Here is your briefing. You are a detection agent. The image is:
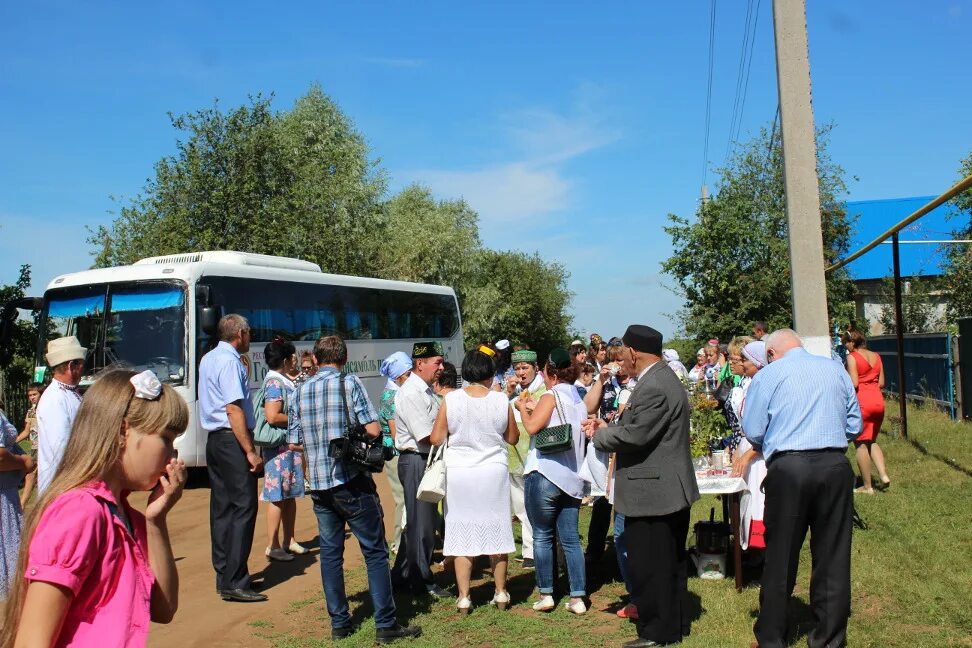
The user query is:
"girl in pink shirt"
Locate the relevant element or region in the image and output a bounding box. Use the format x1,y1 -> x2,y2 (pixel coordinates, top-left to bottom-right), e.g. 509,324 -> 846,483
1,370 -> 189,648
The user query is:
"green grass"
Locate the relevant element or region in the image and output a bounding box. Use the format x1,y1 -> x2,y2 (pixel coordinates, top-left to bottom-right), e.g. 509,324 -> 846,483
268,405 -> 971,648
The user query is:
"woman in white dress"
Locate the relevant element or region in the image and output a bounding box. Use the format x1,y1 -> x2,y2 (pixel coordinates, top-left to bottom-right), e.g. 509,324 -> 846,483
730,340 -> 768,551
430,347 -> 519,614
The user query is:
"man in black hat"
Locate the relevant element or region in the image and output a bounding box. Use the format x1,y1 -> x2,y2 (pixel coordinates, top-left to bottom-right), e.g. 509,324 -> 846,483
587,325 -> 700,647
390,341 -> 451,598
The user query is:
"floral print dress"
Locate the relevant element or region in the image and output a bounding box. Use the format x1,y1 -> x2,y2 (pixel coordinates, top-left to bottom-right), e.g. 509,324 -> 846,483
0,410 -> 25,597
260,373 -> 305,502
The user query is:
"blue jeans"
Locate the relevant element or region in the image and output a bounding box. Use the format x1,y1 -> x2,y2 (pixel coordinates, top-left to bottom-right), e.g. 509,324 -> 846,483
614,511 -> 631,594
311,474 -> 397,630
524,471 -> 586,597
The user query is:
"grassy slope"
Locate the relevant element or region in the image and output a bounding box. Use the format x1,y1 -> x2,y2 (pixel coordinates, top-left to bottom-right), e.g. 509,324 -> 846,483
257,405 -> 971,648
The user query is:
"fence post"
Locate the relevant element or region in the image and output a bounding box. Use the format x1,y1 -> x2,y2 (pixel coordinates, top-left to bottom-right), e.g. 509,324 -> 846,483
952,334 -> 962,421
892,233 -> 908,438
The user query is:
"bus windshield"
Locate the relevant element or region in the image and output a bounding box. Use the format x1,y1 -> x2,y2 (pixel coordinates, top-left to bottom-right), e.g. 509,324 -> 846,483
42,281 -> 187,384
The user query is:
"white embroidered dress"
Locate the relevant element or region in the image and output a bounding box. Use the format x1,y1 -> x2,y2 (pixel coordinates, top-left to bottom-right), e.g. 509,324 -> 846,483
442,389 -> 515,557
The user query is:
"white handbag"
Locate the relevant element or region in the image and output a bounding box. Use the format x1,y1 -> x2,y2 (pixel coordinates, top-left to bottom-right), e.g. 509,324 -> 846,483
417,444 -> 446,504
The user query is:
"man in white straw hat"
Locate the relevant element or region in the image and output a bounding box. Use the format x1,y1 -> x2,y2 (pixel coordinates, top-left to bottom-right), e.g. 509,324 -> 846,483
36,335 -> 86,493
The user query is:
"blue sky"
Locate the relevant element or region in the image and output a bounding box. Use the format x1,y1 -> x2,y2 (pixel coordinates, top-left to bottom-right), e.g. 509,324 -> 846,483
2,1 -> 970,340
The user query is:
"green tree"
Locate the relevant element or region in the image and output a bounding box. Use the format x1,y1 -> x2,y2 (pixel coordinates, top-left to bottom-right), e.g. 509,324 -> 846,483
662,124 -> 856,341
943,152 -> 972,323
373,185 -> 481,291
89,85 -> 387,275
460,250 -> 573,356
0,265 -> 40,424
877,275 -> 945,334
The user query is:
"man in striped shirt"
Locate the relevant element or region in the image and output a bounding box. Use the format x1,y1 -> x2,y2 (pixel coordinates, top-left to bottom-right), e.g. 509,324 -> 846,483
742,329 -> 862,648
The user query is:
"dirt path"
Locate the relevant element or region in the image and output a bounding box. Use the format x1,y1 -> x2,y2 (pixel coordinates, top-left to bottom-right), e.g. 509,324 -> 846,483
146,470 -> 397,648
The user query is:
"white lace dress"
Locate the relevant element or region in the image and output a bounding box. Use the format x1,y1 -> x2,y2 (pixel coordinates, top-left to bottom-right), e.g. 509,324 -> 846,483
442,389 -> 515,557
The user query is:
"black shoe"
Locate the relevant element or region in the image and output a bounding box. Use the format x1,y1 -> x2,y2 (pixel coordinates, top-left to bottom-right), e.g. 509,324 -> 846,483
622,639 -> 670,647
376,624 -> 422,644
425,584 -> 452,599
219,588 -> 268,602
521,558 -> 535,569
331,624 -> 359,640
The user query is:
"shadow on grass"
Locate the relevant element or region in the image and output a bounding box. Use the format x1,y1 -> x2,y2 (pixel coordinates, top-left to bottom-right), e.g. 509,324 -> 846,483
747,596 -> 815,645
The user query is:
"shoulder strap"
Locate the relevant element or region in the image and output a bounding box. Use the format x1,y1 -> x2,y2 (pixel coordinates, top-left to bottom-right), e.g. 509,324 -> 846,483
339,372 -> 353,429
551,389 -> 566,424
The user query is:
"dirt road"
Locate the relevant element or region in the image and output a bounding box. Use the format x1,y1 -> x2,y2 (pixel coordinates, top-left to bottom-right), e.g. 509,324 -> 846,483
146,470 -> 398,648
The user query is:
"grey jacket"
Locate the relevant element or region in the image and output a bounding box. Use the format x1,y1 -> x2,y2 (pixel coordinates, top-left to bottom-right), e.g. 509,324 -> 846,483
593,361 -> 700,518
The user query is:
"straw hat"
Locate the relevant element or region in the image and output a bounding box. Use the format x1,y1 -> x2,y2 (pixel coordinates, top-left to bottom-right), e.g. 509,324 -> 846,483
46,336 -> 86,367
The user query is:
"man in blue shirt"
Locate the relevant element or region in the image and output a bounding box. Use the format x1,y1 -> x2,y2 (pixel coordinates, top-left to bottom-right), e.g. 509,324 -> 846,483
198,314 -> 265,603
289,335 -> 421,644
742,329 -> 862,648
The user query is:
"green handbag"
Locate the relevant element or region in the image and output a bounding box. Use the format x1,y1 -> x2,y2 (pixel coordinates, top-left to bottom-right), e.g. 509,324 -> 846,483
251,375 -> 288,448
535,391 -> 573,455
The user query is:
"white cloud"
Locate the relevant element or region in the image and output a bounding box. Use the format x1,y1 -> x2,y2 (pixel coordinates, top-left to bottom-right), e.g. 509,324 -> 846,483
411,162 -> 569,223
401,88 -> 619,225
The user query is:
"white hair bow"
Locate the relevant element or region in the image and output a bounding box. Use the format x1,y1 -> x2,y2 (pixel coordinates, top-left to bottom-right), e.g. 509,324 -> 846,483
130,370 -> 163,400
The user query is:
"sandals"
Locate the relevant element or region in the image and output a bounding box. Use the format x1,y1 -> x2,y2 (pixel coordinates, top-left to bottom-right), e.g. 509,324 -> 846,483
491,591 -> 511,611
288,541 -> 309,555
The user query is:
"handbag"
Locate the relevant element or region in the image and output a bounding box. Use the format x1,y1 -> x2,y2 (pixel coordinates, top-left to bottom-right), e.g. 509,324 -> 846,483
327,373 -> 389,473
535,391 -> 573,455
417,443 -> 446,503
251,377 -> 287,448
714,376 -> 734,407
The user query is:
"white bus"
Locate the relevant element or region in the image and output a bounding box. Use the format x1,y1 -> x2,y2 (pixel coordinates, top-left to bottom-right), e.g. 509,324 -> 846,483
33,251 -> 464,467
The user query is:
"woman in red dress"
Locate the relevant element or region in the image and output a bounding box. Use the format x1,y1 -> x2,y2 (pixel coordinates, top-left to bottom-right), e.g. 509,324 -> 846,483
843,329 -> 891,494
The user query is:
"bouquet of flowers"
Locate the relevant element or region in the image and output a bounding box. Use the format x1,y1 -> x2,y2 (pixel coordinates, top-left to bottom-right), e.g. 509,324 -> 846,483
689,392 -> 731,459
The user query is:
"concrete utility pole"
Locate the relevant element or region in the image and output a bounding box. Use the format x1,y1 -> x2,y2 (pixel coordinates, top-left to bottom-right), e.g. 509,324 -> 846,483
772,0 -> 831,357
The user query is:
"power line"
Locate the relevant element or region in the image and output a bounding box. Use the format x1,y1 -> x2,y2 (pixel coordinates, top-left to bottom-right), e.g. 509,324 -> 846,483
732,0 -> 762,151
701,0 -> 718,192
725,0 -> 754,165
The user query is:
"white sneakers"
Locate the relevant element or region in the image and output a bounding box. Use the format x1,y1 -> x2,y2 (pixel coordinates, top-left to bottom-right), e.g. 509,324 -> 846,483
457,596 -> 472,614
564,599 -> 587,615
532,595 -> 555,612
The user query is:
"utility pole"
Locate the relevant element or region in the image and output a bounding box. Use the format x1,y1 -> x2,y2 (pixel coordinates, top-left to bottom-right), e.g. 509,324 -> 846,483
772,0 -> 831,357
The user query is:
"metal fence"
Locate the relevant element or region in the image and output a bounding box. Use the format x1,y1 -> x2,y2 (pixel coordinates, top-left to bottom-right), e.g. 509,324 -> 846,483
0,370 -> 30,428
869,333 -> 956,418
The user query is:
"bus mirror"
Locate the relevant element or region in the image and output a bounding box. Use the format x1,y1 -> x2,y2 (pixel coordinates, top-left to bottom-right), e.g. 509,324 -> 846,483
200,306 -> 220,335
196,285 -> 212,305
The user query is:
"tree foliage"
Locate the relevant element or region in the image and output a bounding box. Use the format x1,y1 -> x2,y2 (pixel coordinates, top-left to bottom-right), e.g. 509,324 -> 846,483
877,275 -> 945,334
460,250 -> 573,356
0,265 -> 39,423
88,85 -> 573,350
662,124 -> 856,341
943,152 -> 972,323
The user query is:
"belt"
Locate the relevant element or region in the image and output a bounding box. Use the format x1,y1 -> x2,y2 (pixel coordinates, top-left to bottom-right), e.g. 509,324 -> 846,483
210,427 -> 235,434
769,447 -> 845,465
399,449 -> 430,458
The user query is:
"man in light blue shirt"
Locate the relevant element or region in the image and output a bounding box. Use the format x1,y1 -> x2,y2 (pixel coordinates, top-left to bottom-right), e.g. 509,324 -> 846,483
199,314 -> 265,603
741,329 -> 862,648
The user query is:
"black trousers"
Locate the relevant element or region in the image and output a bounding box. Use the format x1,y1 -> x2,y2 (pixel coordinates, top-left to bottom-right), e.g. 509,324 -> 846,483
207,431 -> 258,591
586,496 -> 613,559
626,507 -> 691,645
756,450 -> 854,648
390,451 -> 438,591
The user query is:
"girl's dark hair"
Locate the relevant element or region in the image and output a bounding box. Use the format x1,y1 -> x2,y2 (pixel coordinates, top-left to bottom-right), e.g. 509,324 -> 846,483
545,360 -> 579,384
438,362 -> 459,389
462,348 -> 495,383
569,343 -> 587,358
264,337 -> 296,370
494,345 -> 512,374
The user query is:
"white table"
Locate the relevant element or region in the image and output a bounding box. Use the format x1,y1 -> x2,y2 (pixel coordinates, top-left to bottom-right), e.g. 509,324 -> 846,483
694,473 -> 747,592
